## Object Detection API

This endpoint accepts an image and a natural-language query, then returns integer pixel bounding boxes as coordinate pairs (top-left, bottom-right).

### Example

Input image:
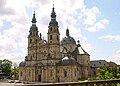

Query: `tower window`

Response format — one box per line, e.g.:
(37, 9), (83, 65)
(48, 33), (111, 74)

(50, 28), (52, 31)
(30, 39), (32, 43)
(57, 28), (58, 32)
(57, 35), (59, 41)
(50, 35), (52, 40)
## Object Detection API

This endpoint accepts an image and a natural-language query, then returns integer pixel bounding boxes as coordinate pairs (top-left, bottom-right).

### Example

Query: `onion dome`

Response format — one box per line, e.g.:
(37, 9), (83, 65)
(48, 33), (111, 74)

(49, 4), (58, 26)
(61, 28), (76, 45)
(19, 61), (26, 67)
(30, 11), (38, 31)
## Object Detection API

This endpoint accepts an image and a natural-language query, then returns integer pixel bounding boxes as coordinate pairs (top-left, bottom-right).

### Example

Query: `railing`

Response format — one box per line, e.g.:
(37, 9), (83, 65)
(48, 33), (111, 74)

(17, 79), (120, 86)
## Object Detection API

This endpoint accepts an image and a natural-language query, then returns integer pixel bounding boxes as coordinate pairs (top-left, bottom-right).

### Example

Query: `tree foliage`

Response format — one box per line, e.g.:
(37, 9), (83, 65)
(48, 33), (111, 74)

(0, 59), (19, 79)
(97, 65), (120, 80)
(0, 59), (12, 76)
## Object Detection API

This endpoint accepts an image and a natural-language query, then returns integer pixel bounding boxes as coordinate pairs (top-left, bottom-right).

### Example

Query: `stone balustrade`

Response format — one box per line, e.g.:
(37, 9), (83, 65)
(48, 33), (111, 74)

(17, 79), (120, 86)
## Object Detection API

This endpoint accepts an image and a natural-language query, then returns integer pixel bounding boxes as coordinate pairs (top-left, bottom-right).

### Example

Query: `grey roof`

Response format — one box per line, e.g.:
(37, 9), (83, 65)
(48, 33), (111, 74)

(90, 60), (109, 67)
(30, 25), (38, 31)
(19, 61), (26, 67)
(49, 21), (58, 26)
(61, 36), (76, 45)
(49, 6), (58, 26)
(57, 59), (78, 66)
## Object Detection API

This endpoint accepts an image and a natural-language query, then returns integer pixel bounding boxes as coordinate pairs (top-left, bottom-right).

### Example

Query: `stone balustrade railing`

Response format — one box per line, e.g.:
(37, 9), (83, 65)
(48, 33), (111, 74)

(17, 79), (120, 86)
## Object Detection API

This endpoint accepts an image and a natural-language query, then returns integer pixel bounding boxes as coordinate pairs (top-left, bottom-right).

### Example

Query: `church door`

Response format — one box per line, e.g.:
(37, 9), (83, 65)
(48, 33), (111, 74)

(38, 75), (41, 82)
(57, 77), (60, 82)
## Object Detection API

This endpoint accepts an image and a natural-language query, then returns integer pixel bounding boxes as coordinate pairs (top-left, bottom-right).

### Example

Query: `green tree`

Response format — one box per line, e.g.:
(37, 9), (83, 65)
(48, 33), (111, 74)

(0, 59), (12, 77)
(97, 65), (120, 80)
(11, 62), (19, 79)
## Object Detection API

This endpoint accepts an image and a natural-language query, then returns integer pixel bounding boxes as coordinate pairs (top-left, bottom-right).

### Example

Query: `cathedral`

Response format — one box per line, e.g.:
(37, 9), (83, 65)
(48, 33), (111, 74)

(19, 6), (90, 83)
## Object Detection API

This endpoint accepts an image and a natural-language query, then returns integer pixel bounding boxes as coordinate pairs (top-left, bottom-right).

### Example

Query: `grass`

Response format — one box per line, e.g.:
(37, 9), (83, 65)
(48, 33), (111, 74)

(117, 84), (120, 86)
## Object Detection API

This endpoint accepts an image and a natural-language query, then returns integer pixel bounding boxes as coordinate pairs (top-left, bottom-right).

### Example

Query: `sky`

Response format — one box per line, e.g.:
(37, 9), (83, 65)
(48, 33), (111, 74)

(0, 0), (120, 65)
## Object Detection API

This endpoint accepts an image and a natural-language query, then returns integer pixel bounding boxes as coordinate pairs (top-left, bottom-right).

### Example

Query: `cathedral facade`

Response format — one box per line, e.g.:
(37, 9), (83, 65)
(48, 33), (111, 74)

(19, 6), (90, 83)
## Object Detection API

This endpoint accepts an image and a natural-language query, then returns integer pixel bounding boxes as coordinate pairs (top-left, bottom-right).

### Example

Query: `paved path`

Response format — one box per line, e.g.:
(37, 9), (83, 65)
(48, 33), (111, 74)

(0, 82), (24, 86)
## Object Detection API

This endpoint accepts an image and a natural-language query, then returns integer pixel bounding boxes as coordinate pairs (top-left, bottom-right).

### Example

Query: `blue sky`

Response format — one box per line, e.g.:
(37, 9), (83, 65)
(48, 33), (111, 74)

(0, 0), (120, 65)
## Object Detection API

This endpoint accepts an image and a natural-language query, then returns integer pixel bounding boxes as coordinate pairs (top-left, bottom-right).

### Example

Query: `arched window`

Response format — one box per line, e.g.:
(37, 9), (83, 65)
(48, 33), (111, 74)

(50, 28), (52, 31)
(50, 35), (52, 40)
(64, 70), (67, 77)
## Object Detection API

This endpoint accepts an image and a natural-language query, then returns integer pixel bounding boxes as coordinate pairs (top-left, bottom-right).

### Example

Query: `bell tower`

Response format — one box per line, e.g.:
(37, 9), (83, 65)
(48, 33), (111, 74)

(28, 11), (39, 61)
(48, 5), (60, 45)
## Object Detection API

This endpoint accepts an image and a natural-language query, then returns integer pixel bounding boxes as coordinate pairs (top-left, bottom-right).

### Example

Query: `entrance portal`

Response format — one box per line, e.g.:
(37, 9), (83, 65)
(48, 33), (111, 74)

(38, 75), (41, 82)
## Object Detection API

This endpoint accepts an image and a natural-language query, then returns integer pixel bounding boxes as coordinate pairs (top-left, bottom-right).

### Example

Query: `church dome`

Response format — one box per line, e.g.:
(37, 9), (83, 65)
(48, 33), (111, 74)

(61, 28), (76, 45)
(61, 36), (76, 45)
(19, 61), (26, 67)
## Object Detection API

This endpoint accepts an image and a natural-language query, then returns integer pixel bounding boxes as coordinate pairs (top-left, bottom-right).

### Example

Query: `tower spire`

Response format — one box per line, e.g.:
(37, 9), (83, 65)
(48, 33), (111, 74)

(32, 10), (36, 24)
(49, 4), (58, 26)
(30, 10), (38, 31)
(66, 27), (69, 37)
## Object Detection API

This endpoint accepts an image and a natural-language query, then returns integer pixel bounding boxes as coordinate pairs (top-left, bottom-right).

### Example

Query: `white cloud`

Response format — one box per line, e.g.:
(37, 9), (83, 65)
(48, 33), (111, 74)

(106, 50), (120, 65)
(86, 19), (109, 32)
(81, 6), (109, 32)
(0, 0), (15, 15)
(82, 6), (100, 25)
(99, 35), (120, 42)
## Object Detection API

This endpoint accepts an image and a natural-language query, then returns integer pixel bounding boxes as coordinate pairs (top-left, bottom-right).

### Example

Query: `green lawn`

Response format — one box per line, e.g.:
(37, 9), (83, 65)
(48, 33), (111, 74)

(117, 84), (120, 86)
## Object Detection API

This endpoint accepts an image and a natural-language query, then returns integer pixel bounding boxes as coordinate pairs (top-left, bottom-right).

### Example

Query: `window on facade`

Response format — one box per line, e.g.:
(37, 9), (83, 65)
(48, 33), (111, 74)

(20, 71), (22, 76)
(75, 70), (76, 76)
(50, 35), (52, 40)
(36, 39), (37, 42)
(57, 28), (58, 32)
(57, 77), (60, 82)
(94, 71), (96, 75)
(30, 39), (32, 43)
(29, 70), (31, 76)
(50, 70), (52, 76)
(57, 35), (59, 41)
(64, 70), (67, 77)
(36, 32), (37, 36)
(50, 28), (52, 31)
